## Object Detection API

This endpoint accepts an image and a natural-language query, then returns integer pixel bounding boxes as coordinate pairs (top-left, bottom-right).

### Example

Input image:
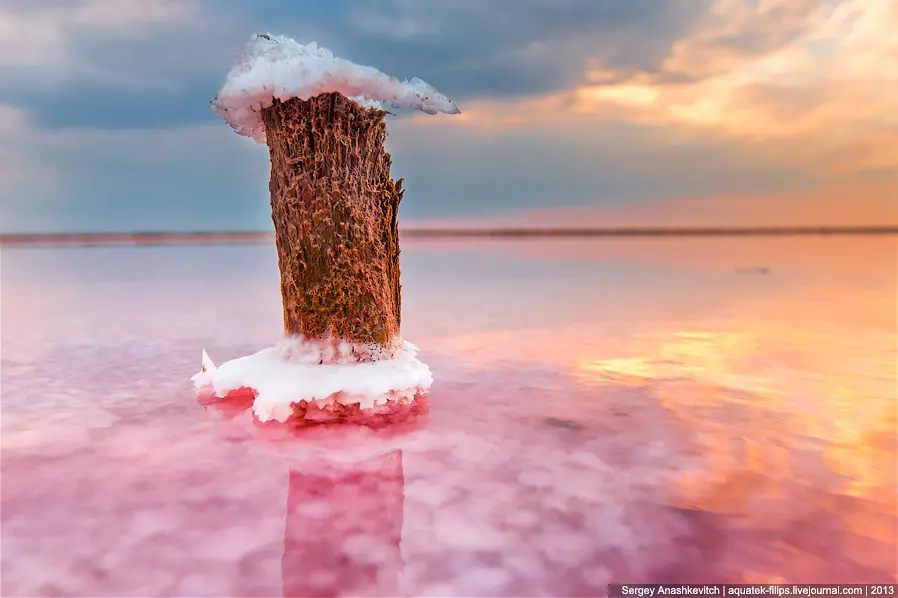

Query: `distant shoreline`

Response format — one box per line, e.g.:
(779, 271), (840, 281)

(1, 226), (896, 247)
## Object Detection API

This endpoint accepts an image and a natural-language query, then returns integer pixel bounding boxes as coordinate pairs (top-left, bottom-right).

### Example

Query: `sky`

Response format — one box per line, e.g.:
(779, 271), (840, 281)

(0, 0), (896, 233)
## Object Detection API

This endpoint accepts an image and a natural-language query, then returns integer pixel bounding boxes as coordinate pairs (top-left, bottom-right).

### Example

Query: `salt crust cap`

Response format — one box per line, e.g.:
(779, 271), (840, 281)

(212, 33), (461, 144)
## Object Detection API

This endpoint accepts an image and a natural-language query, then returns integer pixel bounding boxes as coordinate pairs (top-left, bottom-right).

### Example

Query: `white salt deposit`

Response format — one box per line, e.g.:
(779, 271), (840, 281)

(272, 334), (406, 364)
(192, 340), (432, 423)
(212, 33), (461, 144)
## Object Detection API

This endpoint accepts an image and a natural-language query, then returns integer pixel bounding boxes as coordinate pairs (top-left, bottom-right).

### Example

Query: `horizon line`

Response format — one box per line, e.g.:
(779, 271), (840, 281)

(1, 226), (896, 247)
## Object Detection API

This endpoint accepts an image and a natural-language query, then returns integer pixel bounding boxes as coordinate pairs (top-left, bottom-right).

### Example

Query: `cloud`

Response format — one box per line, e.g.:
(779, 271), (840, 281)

(387, 111), (816, 220)
(0, 0), (239, 129)
(292, 0), (712, 99)
(656, 0), (838, 81)
(0, 108), (271, 234)
(0, 0), (715, 129)
(598, 0), (897, 172)
(435, 0), (898, 179)
(0, 0), (200, 81)
(1, 0), (854, 131)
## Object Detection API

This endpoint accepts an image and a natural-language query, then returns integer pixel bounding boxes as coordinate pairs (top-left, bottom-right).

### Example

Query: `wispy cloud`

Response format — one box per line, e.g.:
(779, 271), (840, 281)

(441, 0), (898, 177)
(0, 0), (201, 82)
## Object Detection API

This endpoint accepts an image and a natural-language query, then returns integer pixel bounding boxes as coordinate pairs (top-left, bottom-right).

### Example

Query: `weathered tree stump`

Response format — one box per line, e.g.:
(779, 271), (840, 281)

(261, 93), (403, 352)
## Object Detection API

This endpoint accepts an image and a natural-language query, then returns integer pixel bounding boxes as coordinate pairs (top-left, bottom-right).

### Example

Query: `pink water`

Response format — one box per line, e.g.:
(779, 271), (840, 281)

(2, 237), (896, 597)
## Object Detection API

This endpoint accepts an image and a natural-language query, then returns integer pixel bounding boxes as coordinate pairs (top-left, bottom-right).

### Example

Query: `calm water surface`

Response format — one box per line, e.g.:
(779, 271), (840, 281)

(2, 237), (896, 596)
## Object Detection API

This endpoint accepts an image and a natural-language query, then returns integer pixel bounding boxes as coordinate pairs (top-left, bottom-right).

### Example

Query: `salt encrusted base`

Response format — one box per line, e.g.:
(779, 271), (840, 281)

(191, 339), (432, 424)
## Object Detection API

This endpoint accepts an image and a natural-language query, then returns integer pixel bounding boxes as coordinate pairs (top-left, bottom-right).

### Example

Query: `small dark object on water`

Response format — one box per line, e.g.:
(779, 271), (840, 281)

(735, 266), (770, 275)
(545, 417), (584, 430)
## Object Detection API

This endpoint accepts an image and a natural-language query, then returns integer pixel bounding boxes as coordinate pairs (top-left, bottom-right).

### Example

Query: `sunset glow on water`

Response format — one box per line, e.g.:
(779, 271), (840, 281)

(1, 237), (895, 596)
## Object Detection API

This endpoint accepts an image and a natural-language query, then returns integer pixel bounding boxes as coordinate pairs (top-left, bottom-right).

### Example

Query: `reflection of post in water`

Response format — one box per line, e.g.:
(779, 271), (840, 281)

(282, 450), (405, 597)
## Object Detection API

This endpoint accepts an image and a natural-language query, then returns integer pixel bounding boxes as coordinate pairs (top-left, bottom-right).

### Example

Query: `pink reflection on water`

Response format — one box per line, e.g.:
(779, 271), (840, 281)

(281, 451), (406, 597)
(240, 392), (427, 597)
(1, 238), (896, 596)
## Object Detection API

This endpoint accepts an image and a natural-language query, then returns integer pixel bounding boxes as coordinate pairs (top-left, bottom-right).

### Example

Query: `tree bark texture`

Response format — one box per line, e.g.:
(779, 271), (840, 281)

(262, 93), (403, 349)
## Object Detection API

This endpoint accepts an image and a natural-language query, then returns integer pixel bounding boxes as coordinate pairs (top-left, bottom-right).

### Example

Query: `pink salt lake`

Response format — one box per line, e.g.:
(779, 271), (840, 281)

(1, 236), (896, 597)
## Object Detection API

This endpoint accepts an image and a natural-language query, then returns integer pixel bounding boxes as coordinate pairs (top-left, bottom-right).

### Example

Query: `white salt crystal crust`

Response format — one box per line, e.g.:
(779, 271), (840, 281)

(192, 340), (432, 423)
(272, 334), (406, 364)
(212, 33), (461, 144)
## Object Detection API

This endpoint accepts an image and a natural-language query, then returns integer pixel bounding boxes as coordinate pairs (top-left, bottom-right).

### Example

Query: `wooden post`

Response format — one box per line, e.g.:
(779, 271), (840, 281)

(262, 93), (403, 353)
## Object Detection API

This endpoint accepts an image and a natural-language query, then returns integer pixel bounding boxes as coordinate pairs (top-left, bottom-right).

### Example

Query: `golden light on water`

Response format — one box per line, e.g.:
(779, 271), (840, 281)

(575, 290), (896, 517)
(421, 236), (896, 580)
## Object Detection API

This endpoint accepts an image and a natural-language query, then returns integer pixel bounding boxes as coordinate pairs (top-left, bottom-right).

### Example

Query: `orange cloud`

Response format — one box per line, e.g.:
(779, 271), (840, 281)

(417, 0), (898, 178)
